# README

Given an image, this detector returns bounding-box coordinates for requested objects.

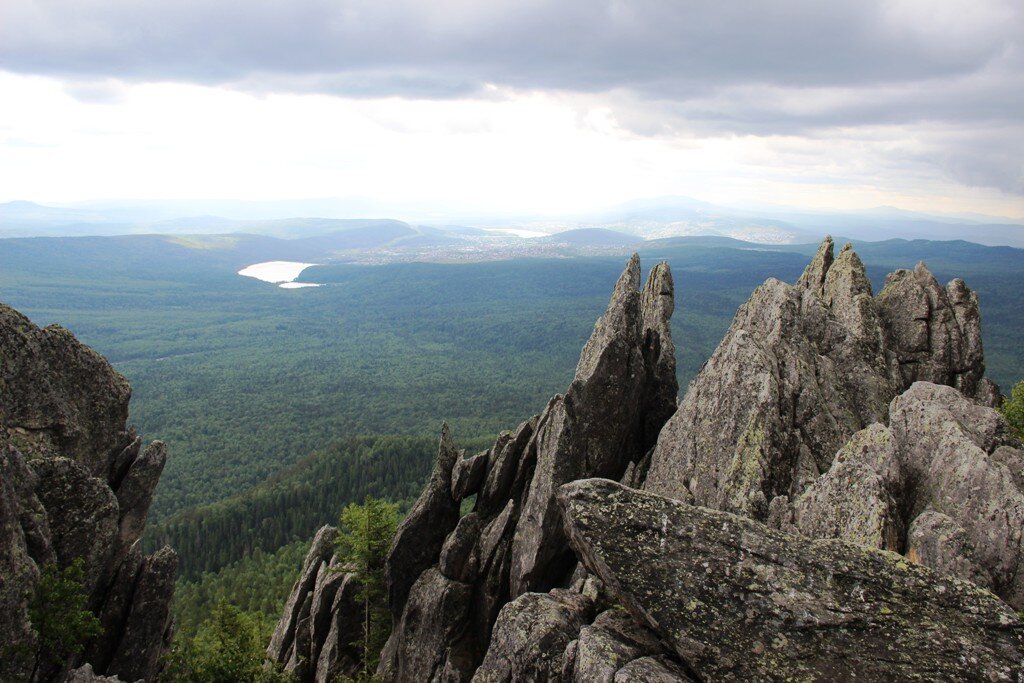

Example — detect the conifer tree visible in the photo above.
[333,496,399,680]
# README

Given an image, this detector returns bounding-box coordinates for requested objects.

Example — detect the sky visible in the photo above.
[1,0,1022,220]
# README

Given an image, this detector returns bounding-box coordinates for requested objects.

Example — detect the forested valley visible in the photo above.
[3,233,1023,656]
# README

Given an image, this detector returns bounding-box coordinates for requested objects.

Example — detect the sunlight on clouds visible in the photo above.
[0,70,1020,219]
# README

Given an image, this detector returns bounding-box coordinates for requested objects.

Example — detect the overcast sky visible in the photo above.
[1,0,1021,219]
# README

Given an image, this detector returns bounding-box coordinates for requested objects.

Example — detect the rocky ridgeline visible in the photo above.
[273,238,1024,682]
[0,304,176,683]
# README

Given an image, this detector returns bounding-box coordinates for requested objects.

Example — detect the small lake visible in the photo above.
[238,261,321,288]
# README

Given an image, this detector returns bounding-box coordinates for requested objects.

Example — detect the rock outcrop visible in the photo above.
[273,241,1020,682]
[558,478,1024,682]
[266,525,362,683]
[781,381,1024,608]
[274,255,680,681]
[0,303,176,683]
[644,237,998,519]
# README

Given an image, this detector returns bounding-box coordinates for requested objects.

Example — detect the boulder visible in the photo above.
[559,478,1024,682]
[790,382,1024,608]
[570,608,677,683]
[452,451,488,501]
[473,589,595,683]
[64,664,126,682]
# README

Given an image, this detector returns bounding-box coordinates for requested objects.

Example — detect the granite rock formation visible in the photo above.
[273,242,1022,682]
[780,381,1024,608]
[558,478,1024,682]
[272,255,680,681]
[0,303,176,683]
[644,236,998,519]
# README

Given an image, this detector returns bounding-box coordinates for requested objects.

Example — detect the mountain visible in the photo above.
[271,240,1024,681]
[4,198,1023,247]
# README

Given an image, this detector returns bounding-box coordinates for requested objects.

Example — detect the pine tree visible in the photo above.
[28,559,102,681]
[333,496,399,679]
[1000,380,1024,440]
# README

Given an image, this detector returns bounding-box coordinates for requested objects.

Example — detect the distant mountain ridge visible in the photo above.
[3,198,1023,247]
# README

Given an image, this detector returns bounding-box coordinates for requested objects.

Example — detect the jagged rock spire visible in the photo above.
[372,254,679,680]
[385,422,461,620]
[645,236,999,519]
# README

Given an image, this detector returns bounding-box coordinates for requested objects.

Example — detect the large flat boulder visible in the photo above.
[559,478,1024,682]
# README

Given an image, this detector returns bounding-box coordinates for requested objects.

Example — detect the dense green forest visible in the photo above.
[2,232,1022,657]
[150,434,490,580]
[173,541,310,637]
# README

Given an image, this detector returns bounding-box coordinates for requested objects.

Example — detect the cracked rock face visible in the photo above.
[788,381,1024,609]
[275,256,680,682]
[0,303,176,683]
[645,237,998,519]
[559,478,1024,683]
[274,243,1016,682]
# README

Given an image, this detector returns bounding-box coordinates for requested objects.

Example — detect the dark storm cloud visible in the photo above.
[2,0,1021,194]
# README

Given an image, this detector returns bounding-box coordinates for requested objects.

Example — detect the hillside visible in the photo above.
[2,234,1022,527]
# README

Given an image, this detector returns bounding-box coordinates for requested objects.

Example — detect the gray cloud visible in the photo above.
[2,1,1018,101]
[2,0,1021,195]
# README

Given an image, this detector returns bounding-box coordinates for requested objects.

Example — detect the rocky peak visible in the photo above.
[272,241,1021,682]
[0,303,176,683]
[274,255,681,681]
[644,236,997,519]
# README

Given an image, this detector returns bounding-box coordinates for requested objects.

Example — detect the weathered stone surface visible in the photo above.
[306,560,347,673]
[906,510,992,591]
[83,541,144,672]
[267,524,338,665]
[385,423,461,618]
[612,656,693,683]
[638,261,678,448]
[476,420,534,517]
[285,593,314,681]
[570,608,672,683]
[559,478,1024,682]
[473,589,595,683]
[510,255,677,595]
[439,512,482,583]
[384,568,473,682]
[790,382,1024,608]
[791,423,903,550]
[31,457,120,598]
[645,237,998,519]
[107,546,178,683]
[0,444,42,682]
[64,664,126,682]
[877,265,994,404]
[114,440,166,548]
[452,451,488,501]
[314,571,362,683]
[890,382,1024,606]
[0,303,176,682]
[0,303,132,477]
